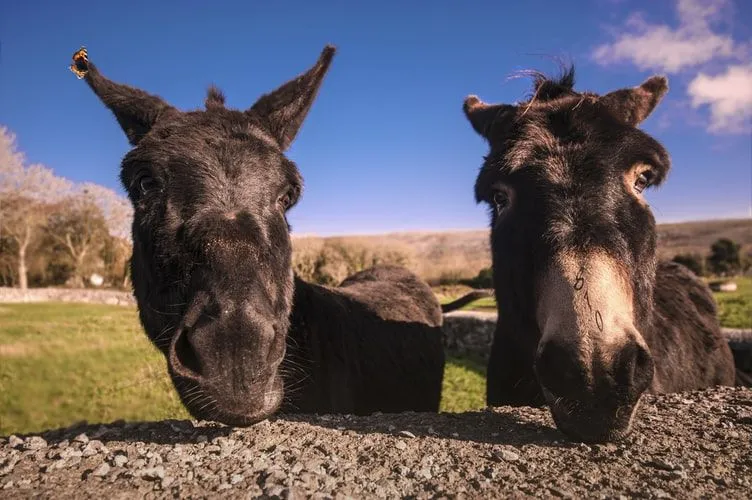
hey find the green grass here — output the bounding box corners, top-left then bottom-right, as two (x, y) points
(441, 276), (752, 329)
(709, 276), (752, 329)
(439, 356), (486, 412)
(0, 302), (486, 436)
(0, 303), (189, 436)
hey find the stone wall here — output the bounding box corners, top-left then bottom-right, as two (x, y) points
(1, 288), (748, 367)
(0, 287), (135, 307)
(441, 311), (496, 361)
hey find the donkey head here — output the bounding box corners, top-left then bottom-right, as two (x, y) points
(464, 68), (670, 442)
(74, 46), (335, 425)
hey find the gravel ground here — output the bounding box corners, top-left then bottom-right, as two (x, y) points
(1, 387), (750, 499)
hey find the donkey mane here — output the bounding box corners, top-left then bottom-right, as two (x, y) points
(525, 65), (577, 104)
(205, 86), (226, 109)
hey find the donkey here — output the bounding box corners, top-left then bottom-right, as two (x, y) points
(71, 46), (467, 426)
(462, 67), (736, 442)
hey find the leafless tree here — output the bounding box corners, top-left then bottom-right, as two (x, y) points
(0, 126), (73, 289)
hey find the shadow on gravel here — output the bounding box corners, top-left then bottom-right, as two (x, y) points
(277, 408), (569, 448)
(9, 410), (570, 448)
(17, 419), (232, 446)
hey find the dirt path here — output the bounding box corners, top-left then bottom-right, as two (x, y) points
(1, 387), (750, 499)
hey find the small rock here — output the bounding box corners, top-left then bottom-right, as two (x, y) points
(140, 465), (166, 480)
(492, 449), (520, 462)
(3, 480), (13, 490)
(161, 476), (174, 489)
(23, 436), (47, 450)
(417, 467), (432, 480)
(230, 473), (243, 485)
(196, 435), (208, 444)
(7, 436), (23, 449)
(669, 470), (688, 480)
(73, 433), (89, 444)
(92, 463), (110, 477)
(394, 440), (407, 451)
(216, 483), (232, 491)
(647, 458), (678, 471)
(112, 455), (128, 468)
(397, 430), (416, 439)
(130, 459), (147, 469)
(0, 457), (19, 476)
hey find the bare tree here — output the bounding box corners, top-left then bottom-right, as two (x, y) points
(46, 193), (110, 287)
(0, 126), (73, 289)
(78, 182), (133, 241)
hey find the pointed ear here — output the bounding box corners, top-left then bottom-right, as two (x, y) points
(599, 76), (668, 127)
(70, 48), (176, 146)
(463, 96), (515, 140)
(248, 45), (336, 150)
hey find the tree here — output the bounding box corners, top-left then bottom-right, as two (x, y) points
(707, 238), (741, 276)
(0, 126), (73, 289)
(78, 182), (133, 241)
(671, 253), (705, 277)
(45, 194), (110, 287)
(465, 267), (493, 288)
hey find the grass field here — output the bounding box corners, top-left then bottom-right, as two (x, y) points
(0, 303), (486, 435)
(443, 276), (752, 329)
(709, 277), (752, 329)
(2, 274), (747, 436)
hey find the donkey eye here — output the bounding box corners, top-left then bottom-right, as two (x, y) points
(138, 175), (157, 195)
(278, 191), (293, 210)
(634, 172), (653, 194)
(493, 191), (510, 214)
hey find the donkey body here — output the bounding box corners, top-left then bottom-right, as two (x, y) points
(286, 266), (445, 414)
(463, 67), (735, 442)
(72, 46), (449, 425)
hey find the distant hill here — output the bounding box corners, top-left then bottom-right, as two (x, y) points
(292, 218), (752, 283)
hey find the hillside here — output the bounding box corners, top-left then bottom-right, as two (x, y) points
(292, 218), (752, 283)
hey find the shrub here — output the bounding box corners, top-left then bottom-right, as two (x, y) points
(671, 253), (705, 276)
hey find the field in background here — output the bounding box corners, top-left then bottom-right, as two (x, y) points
(712, 276), (752, 329)
(0, 303), (486, 436)
(436, 276), (752, 329)
(3, 276), (747, 435)
(293, 218), (752, 284)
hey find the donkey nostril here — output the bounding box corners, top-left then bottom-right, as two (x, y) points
(614, 342), (654, 397)
(535, 338), (588, 398)
(170, 328), (203, 379)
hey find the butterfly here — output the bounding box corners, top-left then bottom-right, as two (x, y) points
(69, 47), (89, 79)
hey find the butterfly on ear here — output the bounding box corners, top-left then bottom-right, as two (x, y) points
(69, 47), (89, 79)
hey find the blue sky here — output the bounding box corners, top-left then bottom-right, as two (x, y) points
(1, 0), (750, 236)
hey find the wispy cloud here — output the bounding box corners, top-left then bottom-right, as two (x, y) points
(592, 0), (751, 134)
(688, 64), (752, 133)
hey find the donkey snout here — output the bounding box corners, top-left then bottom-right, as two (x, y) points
(535, 337), (591, 400)
(611, 340), (654, 399)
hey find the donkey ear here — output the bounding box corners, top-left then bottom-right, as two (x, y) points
(463, 96), (515, 140)
(71, 48), (176, 146)
(248, 45), (336, 151)
(599, 76), (668, 127)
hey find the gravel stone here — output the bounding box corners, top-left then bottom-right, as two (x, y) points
(72, 433), (89, 444)
(0, 387), (749, 498)
(23, 436), (47, 450)
(91, 463), (110, 477)
(140, 465), (165, 481)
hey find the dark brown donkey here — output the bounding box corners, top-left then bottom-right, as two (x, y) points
(71, 46), (468, 426)
(462, 67), (735, 442)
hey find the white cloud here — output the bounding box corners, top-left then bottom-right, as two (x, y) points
(592, 0), (751, 134)
(688, 64), (752, 133)
(592, 0), (737, 72)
